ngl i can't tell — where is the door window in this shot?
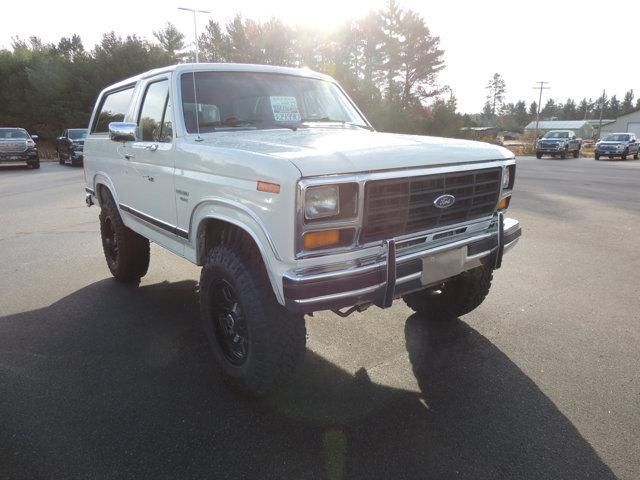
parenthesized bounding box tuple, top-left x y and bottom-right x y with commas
(138, 80, 172, 143)
(93, 87, 134, 133)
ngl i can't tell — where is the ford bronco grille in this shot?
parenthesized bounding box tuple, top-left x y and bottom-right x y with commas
(360, 168, 502, 243)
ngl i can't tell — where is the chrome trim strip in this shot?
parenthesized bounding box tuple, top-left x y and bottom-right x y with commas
(291, 283, 385, 306)
(120, 203, 189, 239)
(396, 271, 421, 285)
(396, 232, 494, 263)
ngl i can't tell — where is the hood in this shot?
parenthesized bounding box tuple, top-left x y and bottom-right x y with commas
(197, 128, 513, 177)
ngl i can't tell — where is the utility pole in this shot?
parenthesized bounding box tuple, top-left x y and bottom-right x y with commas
(178, 7, 211, 63)
(532, 81, 550, 145)
(597, 89, 606, 139)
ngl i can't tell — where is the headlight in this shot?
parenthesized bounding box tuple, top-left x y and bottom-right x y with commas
(305, 185, 340, 220)
(502, 167, 510, 189)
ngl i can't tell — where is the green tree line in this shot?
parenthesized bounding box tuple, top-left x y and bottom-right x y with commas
(1, 0, 638, 140)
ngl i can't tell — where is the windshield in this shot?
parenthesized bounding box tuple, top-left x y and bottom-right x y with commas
(181, 71, 368, 133)
(543, 131, 569, 139)
(0, 128, 29, 140)
(68, 129, 87, 140)
(603, 134, 630, 142)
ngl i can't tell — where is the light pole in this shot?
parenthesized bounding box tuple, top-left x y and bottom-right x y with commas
(178, 7, 211, 63)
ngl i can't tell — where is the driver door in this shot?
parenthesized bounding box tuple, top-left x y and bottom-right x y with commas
(123, 77, 178, 242)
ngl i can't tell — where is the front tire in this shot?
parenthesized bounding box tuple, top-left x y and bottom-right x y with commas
(572, 149, 579, 158)
(403, 265, 493, 320)
(29, 158, 40, 169)
(621, 149, 628, 160)
(200, 244, 306, 397)
(99, 192, 150, 282)
(634, 151, 639, 160)
(560, 148, 567, 159)
(536, 152, 542, 159)
(595, 153, 600, 160)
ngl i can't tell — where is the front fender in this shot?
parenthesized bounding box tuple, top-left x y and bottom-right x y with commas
(190, 198, 286, 304)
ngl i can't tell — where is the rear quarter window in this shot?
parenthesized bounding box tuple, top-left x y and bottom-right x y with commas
(93, 87, 135, 133)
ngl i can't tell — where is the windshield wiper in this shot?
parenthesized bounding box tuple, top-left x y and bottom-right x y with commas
(200, 118, 258, 129)
(300, 117, 373, 130)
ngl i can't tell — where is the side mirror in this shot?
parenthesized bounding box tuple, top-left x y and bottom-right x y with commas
(31, 135, 39, 141)
(109, 122, 137, 142)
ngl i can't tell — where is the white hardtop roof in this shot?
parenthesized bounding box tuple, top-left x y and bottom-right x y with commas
(105, 63, 335, 91)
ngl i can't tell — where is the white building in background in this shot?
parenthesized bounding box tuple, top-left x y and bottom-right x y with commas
(598, 109, 640, 138)
(524, 120, 594, 139)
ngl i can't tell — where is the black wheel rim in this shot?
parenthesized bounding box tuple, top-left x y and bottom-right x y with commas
(103, 217, 118, 263)
(210, 279, 249, 366)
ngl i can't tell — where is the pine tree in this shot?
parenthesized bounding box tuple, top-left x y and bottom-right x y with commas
(485, 73, 506, 117)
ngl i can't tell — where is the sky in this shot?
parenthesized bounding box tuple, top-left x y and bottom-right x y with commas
(1, 0, 639, 113)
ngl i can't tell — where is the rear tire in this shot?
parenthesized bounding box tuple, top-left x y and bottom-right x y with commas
(403, 264, 494, 320)
(200, 243, 306, 397)
(572, 149, 579, 158)
(58, 150, 64, 165)
(595, 153, 600, 160)
(99, 191, 150, 283)
(634, 152, 639, 160)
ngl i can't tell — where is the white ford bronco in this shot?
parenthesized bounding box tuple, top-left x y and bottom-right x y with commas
(84, 63, 521, 396)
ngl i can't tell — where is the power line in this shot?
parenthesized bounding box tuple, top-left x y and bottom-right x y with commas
(532, 81, 550, 143)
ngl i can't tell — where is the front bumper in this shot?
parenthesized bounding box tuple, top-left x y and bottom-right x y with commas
(0, 150, 38, 163)
(283, 215, 521, 313)
(537, 145, 563, 153)
(596, 148, 625, 155)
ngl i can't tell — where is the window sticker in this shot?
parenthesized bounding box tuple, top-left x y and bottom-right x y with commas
(270, 96, 301, 122)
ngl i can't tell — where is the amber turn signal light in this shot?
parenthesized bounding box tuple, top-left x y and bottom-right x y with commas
(303, 230, 341, 250)
(498, 196, 510, 210)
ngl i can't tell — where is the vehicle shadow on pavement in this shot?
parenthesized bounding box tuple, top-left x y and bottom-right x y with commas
(0, 279, 617, 480)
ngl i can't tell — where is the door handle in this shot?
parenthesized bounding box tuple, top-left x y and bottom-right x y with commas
(143, 175, 154, 182)
(124, 154, 134, 160)
(145, 144, 159, 151)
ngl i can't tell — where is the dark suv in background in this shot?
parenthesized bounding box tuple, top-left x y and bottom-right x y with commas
(56, 128, 88, 166)
(0, 128, 40, 169)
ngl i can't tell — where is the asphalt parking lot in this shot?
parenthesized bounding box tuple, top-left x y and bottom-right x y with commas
(1, 157, 639, 480)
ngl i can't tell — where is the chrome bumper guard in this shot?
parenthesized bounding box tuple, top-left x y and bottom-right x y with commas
(283, 216, 521, 313)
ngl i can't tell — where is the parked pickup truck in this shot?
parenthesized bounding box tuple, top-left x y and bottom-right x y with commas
(84, 64, 521, 396)
(595, 133, 639, 160)
(0, 128, 40, 168)
(536, 130, 582, 159)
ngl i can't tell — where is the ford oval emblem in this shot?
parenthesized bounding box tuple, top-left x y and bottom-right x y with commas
(433, 194, 456, 209)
